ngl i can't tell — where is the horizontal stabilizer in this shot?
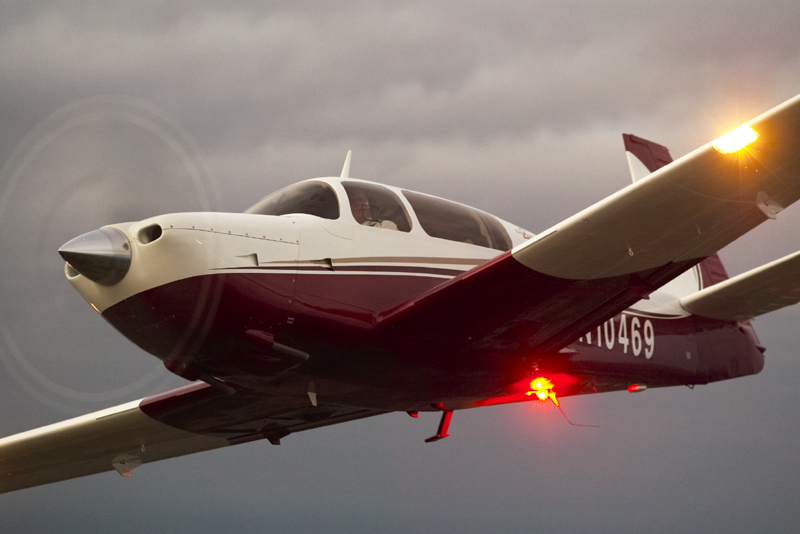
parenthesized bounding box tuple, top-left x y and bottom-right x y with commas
(680, 250, 800, 321)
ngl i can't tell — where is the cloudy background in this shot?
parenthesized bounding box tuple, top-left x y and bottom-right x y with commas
(1, 1, 799, 532)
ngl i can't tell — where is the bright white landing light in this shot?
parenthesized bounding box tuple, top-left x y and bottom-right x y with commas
(712, 123, 759, 154)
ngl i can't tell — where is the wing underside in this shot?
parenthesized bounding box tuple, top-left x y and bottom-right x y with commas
(0, 382, 383, 494)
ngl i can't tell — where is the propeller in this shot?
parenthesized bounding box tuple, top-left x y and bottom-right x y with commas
(0, 96, 221, 414)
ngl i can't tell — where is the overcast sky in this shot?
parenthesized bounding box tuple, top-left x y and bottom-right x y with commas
(1, 2, 799, 533)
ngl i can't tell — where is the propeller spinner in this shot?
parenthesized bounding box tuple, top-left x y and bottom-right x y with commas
(58, 227, 131, 286)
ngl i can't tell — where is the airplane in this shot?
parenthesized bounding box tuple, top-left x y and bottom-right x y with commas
(2, 94, 800, 494)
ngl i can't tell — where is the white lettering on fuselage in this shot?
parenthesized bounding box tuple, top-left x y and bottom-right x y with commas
(578, 314, 654, 359)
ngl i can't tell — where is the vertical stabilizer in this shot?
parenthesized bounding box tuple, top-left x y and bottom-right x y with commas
(622, 133, 673, 182)
(697, 253, 729, 288)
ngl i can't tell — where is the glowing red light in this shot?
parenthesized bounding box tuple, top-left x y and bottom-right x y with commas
(529, 377, 553, 391)
(526, 376, 559, 406)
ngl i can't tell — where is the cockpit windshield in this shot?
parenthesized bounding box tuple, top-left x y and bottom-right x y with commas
(245, 181, 339, 219)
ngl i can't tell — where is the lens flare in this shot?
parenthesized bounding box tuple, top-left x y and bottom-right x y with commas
(712, 124, 759, 154)
(525, 376, 559, 406)
(530, 377, 552, 390)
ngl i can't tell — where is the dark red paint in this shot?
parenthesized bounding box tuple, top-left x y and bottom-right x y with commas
(100, 253, 766, 443)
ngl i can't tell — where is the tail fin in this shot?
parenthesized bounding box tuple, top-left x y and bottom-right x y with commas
(697, 253, 729, 287)
(623, 133, 728, 288)
(622, 133, 673, 182)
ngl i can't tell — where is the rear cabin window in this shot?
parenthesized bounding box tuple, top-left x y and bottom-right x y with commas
(402, 191, 512, 251)
(343, 182, 411, 232)
(245, 181, 339, 220)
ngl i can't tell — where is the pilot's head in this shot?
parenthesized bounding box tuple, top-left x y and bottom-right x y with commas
(348, 189, 371, 224)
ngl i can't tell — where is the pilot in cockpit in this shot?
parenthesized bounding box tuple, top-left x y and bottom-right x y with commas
(347, 187, 399, 230)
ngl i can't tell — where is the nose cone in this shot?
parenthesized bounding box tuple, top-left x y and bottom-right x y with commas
(59, 228, 132, 286)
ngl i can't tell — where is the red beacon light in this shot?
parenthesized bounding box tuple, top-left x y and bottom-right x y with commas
(526, 377, 559, 407)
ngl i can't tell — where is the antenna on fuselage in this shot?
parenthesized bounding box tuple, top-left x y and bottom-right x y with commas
(340, 150, 352, 178)
(556, 404, 599, 428)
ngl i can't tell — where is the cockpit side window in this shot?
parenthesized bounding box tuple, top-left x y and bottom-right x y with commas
(342, 182, 411, 232)
(402, 190, 512, 251)
(245, 181, 339, 220)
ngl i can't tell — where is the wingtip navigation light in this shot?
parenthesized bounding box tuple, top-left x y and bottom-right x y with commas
(712, 123, 759, 154)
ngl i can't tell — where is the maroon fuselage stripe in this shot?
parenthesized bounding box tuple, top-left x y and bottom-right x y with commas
(212, 265, 465, 276)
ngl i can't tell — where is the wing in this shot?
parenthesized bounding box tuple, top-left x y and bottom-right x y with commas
(680, 250, 800, 322)
(0, 382, 382, 494)
(377, 94, 800, 355)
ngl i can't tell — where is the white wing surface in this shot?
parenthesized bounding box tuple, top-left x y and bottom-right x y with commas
(0, 401, 228, 493)
(681, 250, 800, 321)
(0, 383, 382, 494)
(514, 94, 800, 280)
(0, 399, 227, 494)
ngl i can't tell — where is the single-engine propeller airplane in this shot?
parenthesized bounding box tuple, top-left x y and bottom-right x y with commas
(3, 94, 800, 494)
